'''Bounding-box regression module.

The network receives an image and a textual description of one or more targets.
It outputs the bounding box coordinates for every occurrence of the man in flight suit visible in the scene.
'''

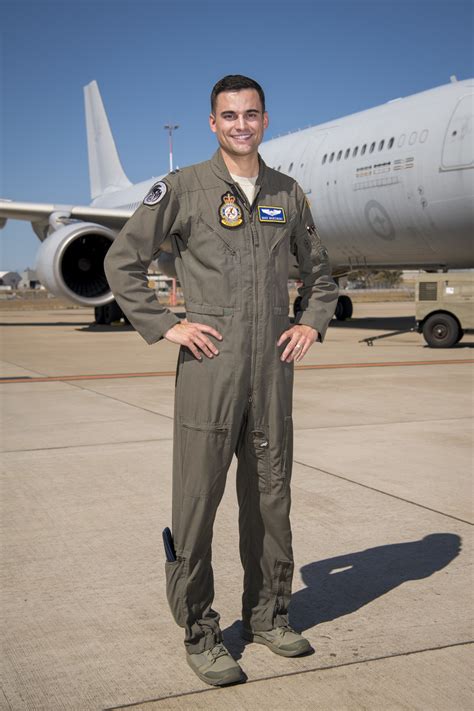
[104,75,338,686]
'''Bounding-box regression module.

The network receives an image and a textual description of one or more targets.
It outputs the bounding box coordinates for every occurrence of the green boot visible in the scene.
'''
[242,625,312,657]
[186,643,245,686]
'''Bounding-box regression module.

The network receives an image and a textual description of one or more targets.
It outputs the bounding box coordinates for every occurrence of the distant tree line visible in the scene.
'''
[347,270,403,289]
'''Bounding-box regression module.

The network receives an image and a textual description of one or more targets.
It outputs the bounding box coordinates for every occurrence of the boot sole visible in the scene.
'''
[186,656,245,687]
[242,630,312,657]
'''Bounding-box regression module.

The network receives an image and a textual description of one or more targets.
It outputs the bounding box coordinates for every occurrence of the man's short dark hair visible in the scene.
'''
[211,75,266,114]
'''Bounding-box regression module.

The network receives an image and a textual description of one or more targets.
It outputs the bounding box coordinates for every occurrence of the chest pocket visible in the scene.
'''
[183,216,242,311]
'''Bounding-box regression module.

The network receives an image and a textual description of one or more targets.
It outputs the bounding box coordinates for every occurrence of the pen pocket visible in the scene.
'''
[165,556,188,627]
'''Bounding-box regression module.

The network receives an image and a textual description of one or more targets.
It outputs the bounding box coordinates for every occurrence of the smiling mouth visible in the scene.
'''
[231,134,252,141]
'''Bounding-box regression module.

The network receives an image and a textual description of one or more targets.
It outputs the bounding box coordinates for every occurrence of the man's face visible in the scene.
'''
[209,89,268,159]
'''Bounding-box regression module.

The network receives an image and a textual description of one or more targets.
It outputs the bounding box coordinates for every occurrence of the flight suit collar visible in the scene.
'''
[210,148,267,188]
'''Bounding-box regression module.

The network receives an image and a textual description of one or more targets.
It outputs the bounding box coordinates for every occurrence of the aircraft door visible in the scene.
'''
[441,94,474,170]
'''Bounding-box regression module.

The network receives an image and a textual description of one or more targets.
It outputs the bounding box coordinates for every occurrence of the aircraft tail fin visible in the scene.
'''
[84,81,132,200]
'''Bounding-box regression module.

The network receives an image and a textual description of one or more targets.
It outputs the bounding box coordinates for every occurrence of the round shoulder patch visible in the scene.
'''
[143,181,167,207]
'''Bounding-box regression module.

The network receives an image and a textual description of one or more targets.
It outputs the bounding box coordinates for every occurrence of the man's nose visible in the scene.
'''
[235,114,247,130]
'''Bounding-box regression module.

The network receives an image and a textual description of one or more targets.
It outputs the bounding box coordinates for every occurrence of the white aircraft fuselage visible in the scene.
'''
[1,78,472,317]
[94,78,474,275]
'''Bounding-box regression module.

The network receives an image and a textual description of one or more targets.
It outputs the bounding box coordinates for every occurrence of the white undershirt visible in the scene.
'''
[230,172,258,206]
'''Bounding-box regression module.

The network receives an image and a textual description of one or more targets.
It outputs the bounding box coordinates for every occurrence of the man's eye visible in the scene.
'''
[222,113,236,120]
[246,112,258,119]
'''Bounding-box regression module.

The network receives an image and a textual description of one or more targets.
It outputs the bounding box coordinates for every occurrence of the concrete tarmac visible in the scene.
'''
[1,301,473,710]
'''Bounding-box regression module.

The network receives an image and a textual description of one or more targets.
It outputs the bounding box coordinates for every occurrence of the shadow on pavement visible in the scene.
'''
[222,533,461,660]
[290,533,462,632]
[330,315,416,331]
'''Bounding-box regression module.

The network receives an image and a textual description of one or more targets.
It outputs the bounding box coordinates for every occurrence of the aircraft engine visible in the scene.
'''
[35,222,116,307]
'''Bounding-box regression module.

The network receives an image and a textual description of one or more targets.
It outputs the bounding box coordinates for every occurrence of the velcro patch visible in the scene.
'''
[257,206,286,223]
[143,181,167,207]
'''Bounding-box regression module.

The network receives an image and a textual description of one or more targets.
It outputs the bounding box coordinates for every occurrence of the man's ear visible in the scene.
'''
[263,112,269,130]
[209,113,217,133]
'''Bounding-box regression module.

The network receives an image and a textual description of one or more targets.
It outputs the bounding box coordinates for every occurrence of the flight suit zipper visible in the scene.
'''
[230,182,261,404]
[249,210,259,402]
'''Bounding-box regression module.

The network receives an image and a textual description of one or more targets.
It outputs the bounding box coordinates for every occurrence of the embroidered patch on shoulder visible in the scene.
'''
[219,191,243,228]
[143,181,167,207]
[257,206,286,223]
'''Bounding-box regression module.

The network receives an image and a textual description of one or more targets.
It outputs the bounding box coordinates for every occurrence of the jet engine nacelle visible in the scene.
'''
[35,222,116,306]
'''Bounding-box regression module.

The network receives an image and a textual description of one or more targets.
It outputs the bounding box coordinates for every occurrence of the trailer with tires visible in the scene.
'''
[416,272,474,348]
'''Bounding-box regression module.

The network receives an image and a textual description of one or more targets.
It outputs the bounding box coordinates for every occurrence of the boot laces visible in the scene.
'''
[276,624,295,636]
[209,643,228,660]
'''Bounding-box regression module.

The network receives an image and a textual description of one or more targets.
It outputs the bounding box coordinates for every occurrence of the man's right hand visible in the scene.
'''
[164,320,223,361]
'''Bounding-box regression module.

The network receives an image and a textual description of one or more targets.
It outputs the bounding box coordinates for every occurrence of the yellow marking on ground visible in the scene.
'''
[1,359,472,384]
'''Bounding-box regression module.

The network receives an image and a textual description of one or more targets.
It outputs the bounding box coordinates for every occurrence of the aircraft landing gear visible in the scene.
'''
[335,294,353,321]
[293,294,353,321]
[293,295,302,318]
[94,300,124,325]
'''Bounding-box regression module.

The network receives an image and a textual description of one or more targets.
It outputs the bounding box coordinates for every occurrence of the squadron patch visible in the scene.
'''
[257,206,286,223]
[143,181,167,207]
[219,192,243,228]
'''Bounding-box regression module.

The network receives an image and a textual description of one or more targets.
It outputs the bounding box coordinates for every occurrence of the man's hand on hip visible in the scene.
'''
[278,324,318,363]
[165,320,223,361]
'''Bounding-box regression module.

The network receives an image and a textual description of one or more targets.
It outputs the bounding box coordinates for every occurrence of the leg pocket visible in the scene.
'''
[271,416,293,496]
[165,556,188,627]
[180,422,231,498]
[250,429,271,493]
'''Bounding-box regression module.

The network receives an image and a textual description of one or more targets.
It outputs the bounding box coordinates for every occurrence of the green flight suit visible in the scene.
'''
[104,149,338,653]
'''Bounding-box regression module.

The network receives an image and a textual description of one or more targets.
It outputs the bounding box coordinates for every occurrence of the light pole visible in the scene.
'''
[164,123,179,173]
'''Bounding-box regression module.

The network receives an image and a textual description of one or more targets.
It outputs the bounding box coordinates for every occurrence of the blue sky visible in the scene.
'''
[1,0,473,271]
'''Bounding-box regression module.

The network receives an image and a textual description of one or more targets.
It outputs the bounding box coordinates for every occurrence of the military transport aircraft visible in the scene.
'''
[1,78,472,324]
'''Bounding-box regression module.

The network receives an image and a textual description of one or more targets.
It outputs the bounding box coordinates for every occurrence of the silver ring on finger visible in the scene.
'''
[295,343,302,350]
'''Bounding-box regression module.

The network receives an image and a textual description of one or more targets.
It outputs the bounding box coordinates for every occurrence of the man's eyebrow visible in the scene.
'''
[219,108,262,115]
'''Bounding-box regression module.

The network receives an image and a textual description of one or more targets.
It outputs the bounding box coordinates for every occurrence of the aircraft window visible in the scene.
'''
[353,146,359,157]
[420,129,429,143]
[378,139,385,151]
[300,162,304,167]
[409,131,417,145]
[388,137,395,149]
[344,148,350,159]
[369,142,375,153]
[398,134,406,147]
[361,144,367,155]
[288,162,293,172]
[277,165,281,170]
[322,154,327,164]
[329,152,335,162]
[337,150,342,160]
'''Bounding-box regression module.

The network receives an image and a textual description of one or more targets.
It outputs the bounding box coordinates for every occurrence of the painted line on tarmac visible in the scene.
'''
[102,640,473,710]
[295,460,473,526]
[1,358,473,384]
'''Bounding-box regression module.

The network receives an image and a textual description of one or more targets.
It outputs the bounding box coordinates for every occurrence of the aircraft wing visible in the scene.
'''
[0,199,133,234]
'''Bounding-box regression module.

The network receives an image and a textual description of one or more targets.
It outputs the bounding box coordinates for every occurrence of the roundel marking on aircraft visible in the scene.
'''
[364,200,396,241]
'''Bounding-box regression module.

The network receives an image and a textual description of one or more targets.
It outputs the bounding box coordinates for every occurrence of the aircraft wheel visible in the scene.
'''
[293,296,302,318]
[335,295,353,321]
[95,301,123,325]
[422,313,459,348]
[95,306,106,324]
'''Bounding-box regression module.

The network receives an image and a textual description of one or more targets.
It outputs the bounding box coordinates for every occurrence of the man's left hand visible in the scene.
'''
[277,324,318,363]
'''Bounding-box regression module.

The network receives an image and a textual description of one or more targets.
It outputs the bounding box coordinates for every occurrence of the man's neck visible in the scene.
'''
[219,148,259,178]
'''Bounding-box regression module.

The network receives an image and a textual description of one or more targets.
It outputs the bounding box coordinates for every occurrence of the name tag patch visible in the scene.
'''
[258,206,286,223]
